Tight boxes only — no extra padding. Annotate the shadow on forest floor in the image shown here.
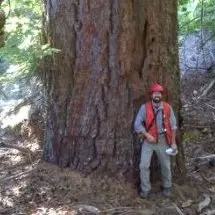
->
[0,128,215,215]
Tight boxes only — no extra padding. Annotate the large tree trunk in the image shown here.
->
[42,0,185,179]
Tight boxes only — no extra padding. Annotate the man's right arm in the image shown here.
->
[134,104,147,136]
[134,104,156,143]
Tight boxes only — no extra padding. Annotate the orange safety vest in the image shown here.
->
[145,101,172,144]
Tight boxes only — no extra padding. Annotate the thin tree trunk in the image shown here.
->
[0,6,6,48]
[42,0,185,179]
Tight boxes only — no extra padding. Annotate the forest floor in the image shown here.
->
[0,73,215,215]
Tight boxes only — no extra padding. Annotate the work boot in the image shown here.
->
[139,191,150,199]
[163,188,172,197]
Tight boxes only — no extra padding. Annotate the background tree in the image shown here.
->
[0,0,6,48]
[42,0,185,179]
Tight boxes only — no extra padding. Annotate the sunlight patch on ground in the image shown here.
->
[32,207,71,215]
[0,180,28,207]
[0,104,30,128]
[0,64,23,83]
[11,154,22,163]
[4,64,20,75]
[0,148,21,165]
[21,139,40,152]
[0,196,14,207]
[10,186,21,197]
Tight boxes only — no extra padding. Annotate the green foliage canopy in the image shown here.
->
[179,0,215,35]
[0,0,59,83]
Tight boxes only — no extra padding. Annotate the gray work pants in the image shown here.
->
[139,135,172,192]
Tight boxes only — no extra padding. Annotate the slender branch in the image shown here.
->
[198,79,215,98]
[179,17,200,30]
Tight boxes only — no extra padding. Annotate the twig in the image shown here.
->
[120,209,154,215]
[179,17,200,30]
[73,205,100,214]
[0,169,32,183]
[198,79,215,99]
[0,87,8,99]
[101,207,135,213]
[193,154,215,160]
[183,124,208,128]
[205,104,215,110]
[212,112,215,121]
[172,203,185,215]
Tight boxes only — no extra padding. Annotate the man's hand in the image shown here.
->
[171,142,177,150]
[138,132,156,143]
[145,133,156,143]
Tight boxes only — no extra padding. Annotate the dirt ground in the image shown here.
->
[0,73,215,215]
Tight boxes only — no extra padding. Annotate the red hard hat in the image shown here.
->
[149,83,164,94]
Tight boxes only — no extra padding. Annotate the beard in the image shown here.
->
[152,96,161,103]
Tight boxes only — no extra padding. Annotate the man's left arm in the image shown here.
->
[169,106,177,149]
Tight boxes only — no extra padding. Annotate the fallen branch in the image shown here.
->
[120,209,154,215]
[172,203,185,215]
[101,207,154,215]
[208,176,215,181]
[0,169,32,183]
[73,205,100,215]
[198,79,215,99]
[205,104,215,110]
[193,154,215,160]
[0,142,32,162]
[198,194,211,213]
[0,141,29,153]
[212,112,215,121]
[183,124,209,128]
[101,207,135,213]
[201,209,215,215]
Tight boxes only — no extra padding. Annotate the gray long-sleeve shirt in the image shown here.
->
[134,103,177,134]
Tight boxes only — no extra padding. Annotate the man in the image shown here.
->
[134,83,177,198]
